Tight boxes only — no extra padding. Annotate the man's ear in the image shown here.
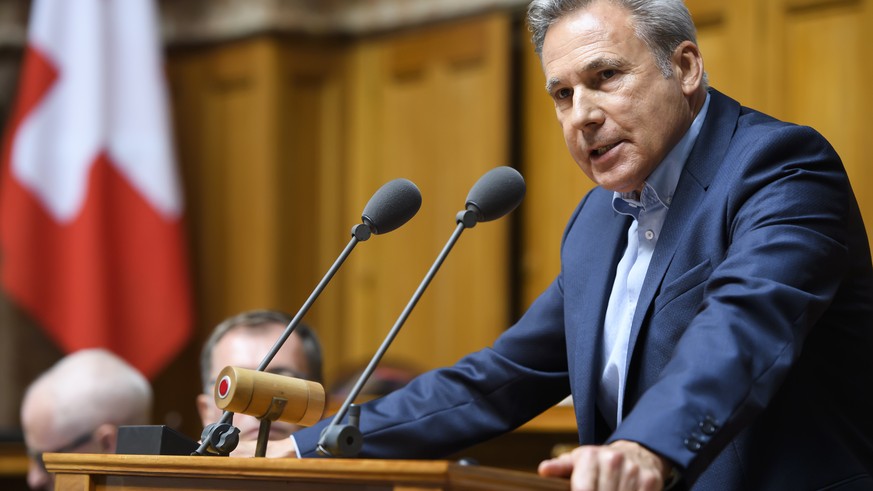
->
[673,40,704,95]
[94,423,118,453]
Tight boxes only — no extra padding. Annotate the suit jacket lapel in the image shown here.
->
[621,89,741,406]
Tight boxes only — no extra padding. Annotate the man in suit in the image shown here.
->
[20,349,152,490]
[275,0,873,489]
[197,309,323,443]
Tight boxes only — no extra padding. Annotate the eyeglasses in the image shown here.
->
[28,430,95,472]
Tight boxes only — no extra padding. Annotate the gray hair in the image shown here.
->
[528,0,704,83]
[199,309,323,393]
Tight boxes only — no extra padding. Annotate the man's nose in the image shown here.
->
[569,92,605,130]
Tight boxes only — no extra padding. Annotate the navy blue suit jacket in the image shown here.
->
[295,89,873,489]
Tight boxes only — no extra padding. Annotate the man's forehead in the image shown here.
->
[220,322,286,343]
[541,0,633,57]
[212,324,304,368]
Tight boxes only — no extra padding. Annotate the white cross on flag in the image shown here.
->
[0,0,192,378]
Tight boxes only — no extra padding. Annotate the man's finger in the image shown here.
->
[569,447,599,491]
[538,453,574,478]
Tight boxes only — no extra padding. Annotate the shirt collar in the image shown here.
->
[613,92,711,215]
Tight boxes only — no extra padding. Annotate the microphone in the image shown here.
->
[214,367,325,426]
[317,166,525,457]
[194,178,422,457]
[459,165,527,226]
[362,178,423,235]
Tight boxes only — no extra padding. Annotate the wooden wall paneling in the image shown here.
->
[341,13,512,374]
[211,39,286,315]
[686,0,762,109]
[166,39,290,436]
[147,51,198,438]
[340,40,388,378]
[165,48,226,437]
[765,0,873,241]
[276,39,348,385]
[169,38,349,365]
[167,49,218,334]
[167,36,347,430]
[518,19,593,309]
[170,38,285,332]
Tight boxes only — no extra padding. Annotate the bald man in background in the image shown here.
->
[20,348,152,490]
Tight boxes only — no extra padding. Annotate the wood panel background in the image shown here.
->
[339,13,512,371]
[166,13,514,425]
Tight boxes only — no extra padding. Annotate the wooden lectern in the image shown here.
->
[44,453,569,491]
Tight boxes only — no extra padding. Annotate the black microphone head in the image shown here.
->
[464,166,525,222]
[361,178,422,234]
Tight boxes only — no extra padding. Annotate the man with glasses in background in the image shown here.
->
[20,348,152,490]
[196,309,323,444]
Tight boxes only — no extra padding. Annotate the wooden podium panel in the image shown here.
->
[44,453,569,491]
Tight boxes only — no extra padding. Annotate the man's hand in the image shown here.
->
[538,440,671,491]
[230,437,298,458]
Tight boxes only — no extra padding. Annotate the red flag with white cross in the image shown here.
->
[0,0,192,378]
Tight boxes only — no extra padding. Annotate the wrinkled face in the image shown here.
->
[542,0,697,193]
[197,323,312,442]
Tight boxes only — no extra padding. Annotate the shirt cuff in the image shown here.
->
[289,435,301,458]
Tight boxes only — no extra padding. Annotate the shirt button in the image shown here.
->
[644,230,655,240]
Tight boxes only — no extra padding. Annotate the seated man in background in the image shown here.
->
[20,348,152,491]
[196,309,323,443]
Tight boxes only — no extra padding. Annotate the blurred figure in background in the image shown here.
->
[20,348,152,490]
[328,360,420,403]
[196,309,323,442]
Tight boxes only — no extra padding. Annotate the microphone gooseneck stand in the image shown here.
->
[316,166,525,458]
[193,178,421,457]
[194,223,374,457]
[316,166,525,457]
[316,209,481,457]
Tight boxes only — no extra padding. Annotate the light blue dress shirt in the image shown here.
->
[598,93,711,428]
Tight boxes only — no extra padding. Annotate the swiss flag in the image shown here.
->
[0,0,192,378]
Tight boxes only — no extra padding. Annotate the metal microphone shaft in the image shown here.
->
[257,226,371,373]
[318,220,469,457]
[317,166,525,457]
[193,225,371,456]
[194,178,422,457]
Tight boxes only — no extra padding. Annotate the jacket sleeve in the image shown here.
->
[293,273,573,458]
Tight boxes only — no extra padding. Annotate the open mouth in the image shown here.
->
[592,142,620,157]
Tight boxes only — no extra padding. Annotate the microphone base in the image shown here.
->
[317,424,363,458]
[196,422,240,456]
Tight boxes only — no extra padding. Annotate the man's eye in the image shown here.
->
[555,88,572,100]
[601,69,617,80]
